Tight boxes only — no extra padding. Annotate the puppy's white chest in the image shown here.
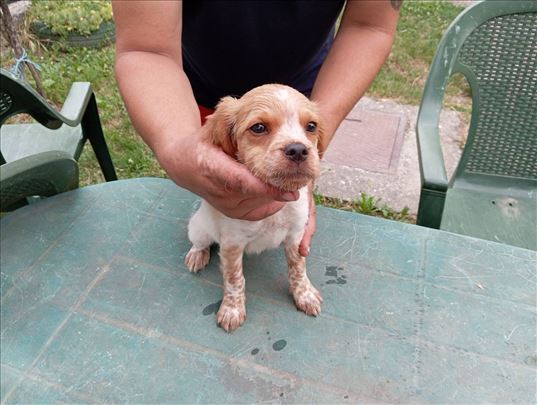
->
[243,210,296,254]
[189,187,309,254]
[232,190,308,253]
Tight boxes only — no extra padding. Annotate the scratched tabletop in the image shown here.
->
[1,178,535,403]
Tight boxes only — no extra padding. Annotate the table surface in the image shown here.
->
[1,178,535,404]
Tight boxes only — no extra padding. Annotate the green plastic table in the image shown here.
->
[1,178,535,403]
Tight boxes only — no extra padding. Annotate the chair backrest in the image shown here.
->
[419,0,537,191]
[0,69,63,129]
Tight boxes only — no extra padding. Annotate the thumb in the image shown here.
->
[269,187,299,203]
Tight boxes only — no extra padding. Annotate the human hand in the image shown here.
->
[157,131,299,221]
[299,183,316,257]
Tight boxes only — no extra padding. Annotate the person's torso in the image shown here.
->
[182,0,345,107]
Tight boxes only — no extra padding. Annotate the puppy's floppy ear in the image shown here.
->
[316,120,327,157]
[309,104,326,157]
[202,96,240,157]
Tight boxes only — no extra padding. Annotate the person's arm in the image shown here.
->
[112,1,296,221]
[311,0,401,153]
[299,0,401,256]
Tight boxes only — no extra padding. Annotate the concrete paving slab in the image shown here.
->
[317,97,467,215]
[323,108,406,174]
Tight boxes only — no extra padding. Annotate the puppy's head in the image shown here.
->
[202,84,322,191]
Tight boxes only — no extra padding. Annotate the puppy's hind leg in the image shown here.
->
[185,209,213,273]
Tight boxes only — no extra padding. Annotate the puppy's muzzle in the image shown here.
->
[284,143,309,163]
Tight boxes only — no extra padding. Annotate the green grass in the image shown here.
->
[314,192,413,223]
[1,0,467,219]
[368,0,470,111]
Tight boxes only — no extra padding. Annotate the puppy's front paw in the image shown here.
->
[185,247,210,273]
[217,298,246,332]
[292,284,323,316]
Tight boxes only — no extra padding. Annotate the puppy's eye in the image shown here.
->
[250,123,267,134]
[306,122,317,132]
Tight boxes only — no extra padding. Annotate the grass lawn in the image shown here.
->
[369,0,469,109]
[1,0,466,219]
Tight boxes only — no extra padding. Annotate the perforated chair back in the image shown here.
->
[453,8,537,188]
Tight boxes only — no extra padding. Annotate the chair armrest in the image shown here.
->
[59,82,93,125]
[0,69,92,128]
[416,120,448,192]
[416,112,448,229]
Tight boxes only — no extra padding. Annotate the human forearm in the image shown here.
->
[112,0,200,177]
[311,26,395,152]
[115,51,200,162]
[311,1,400,154]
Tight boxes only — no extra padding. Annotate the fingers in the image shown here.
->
[201,143,299,202]
[299,193,317,257]
[204,196,285,221]
[241,201,286,221]
[164,135,297,221]
[299,212,316,256]
[199,144,298,219]
[224,161,299,202]
[271,189,300,203]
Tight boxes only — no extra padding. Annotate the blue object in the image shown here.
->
[9,49,41,79]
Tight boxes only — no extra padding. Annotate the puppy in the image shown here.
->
[185,84,323,332]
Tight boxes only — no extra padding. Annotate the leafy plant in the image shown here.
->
[356,192,378,215]
[29,0,113,37]
[314,192,413,223]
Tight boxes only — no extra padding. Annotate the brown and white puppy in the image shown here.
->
[185,84,323,332]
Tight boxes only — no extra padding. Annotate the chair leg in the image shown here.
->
[82,95,118,181]
[416,188,446,229]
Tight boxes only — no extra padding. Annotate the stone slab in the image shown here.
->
[317,97,466,213]
[323,108,406,174]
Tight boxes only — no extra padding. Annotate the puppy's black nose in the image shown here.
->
[284,143,309,163]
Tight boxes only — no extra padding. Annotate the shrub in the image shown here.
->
[29,0,113,37]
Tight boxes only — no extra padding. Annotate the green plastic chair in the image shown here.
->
[416,0,537,251]
[0,68,117,211]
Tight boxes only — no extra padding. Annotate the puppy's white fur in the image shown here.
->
[185,84,323,332]
[188,186,309,255]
